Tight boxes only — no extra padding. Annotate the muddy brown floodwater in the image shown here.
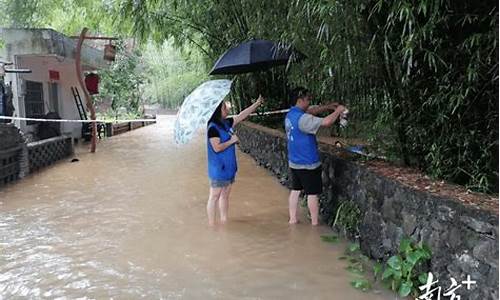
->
[0,116,397,299]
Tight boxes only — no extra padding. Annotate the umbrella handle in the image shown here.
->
[227,128,241,144]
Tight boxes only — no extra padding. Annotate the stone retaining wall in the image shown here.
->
[236,121,498,300]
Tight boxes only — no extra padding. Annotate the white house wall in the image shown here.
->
[14,55,85,138]
[1,28,108,140]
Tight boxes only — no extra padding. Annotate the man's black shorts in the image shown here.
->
[289,166,323,195]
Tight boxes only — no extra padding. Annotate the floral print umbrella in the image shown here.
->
[174,79,232,144]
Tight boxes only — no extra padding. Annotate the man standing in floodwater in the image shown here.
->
[285,87,345,225]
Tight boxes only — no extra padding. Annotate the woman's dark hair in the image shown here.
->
[208,101,224,126]
[290,87,310,104]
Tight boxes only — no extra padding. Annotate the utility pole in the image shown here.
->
[74,28,117,153]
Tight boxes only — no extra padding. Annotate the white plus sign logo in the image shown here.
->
[461,275,476,290]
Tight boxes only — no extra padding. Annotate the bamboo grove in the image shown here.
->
[120,0,498,193]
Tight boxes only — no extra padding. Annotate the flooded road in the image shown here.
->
[0,116,395,299]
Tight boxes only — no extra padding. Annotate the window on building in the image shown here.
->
[25,81,44,125]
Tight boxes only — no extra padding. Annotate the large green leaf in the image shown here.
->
[407,251,423,267]
[387,255,402,271]
[382,268,393,280]
[392,269,403,280]
[399,238,412,254]
[418,272,429,284]
[398,282,413,297]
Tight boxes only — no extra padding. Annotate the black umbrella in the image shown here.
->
[209,39,305,75]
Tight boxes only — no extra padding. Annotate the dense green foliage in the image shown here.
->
[331,200,362,238]
[94,41,206,117]
[120,0,498,193]
[141,41,207,109]
[321,237,432,296]
[0,1,207,114]
[94,43,145,118]
[376,238,432,297]
[1,0,498,193]
[0,0,128,36]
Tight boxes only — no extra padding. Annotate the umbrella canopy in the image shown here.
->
[209,39,304,75]
[174,79,232,144]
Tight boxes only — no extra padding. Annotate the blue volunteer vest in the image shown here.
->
[285,106,320,165]
[207,120,237,180]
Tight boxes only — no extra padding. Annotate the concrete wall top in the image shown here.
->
[0,28,108,69]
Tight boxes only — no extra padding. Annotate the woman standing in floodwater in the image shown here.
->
[206,96,264,226]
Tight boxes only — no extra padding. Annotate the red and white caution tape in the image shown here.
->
[0,108,289,123]
[0,116,157,123]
